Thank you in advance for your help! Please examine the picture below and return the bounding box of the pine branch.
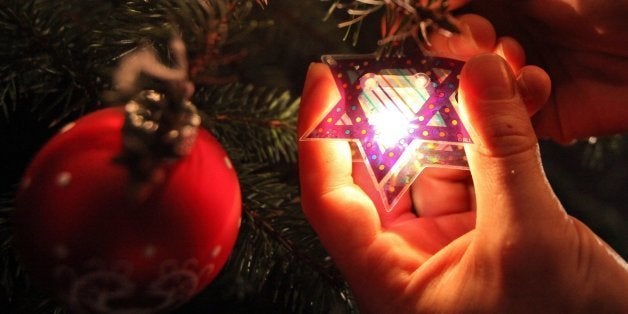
[0,0,266,127]
[220,164,357,313]
[174,163,357,313]
[196,83,299,164]
[324,0,458,57]
[0,1,97,125]
[0,78,17,122]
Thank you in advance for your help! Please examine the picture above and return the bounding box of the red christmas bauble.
[15,107,241,313]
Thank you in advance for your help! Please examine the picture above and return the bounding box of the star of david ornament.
[301,51,473,211]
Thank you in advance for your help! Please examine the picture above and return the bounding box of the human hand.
[446,0,628,143]
[298,51,627,314]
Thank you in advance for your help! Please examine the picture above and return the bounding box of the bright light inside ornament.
[369,109,412,151]
[304,53,473,211]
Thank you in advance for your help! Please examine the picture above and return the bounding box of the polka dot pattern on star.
[301,50,472,210]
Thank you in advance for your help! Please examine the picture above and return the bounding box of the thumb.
[459,54,563,236]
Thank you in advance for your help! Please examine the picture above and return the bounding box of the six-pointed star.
[302,52,473,211]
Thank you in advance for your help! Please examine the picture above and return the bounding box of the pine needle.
[196,83,299,164]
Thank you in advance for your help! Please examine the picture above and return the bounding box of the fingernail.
[495,41,506,59]
[465,54,515,100]
[448,22,479,56]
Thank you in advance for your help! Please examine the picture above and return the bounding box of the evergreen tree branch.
[0,0,266,126]
[223,164,357,313]
[0,1,97,125]
[197,83,299,164]
[324,0,458,57]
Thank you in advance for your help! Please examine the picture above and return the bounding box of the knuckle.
[475,112,538,158]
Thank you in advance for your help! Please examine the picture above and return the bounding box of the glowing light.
[302,52,472,211]
[369,109,413,152]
